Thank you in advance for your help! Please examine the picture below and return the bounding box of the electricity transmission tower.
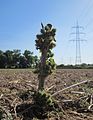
[70,21,86,65]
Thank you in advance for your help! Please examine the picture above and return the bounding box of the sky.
[0,0,93,65]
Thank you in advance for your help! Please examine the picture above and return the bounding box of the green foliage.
[45,57,56,74]
[23,50,34,68]
[16,90,61,119]
[0,49,39,68]
[57,63,93,69]
[35,23,56,51]
[34,90,55,109]
[35,23,56,90]
[0,51,7,68]
[32,90,57,118]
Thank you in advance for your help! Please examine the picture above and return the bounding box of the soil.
[0,69,93,120]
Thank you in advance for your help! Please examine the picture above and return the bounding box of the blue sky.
[0,0,93,64]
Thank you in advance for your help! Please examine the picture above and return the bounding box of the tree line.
[57,63,93,69]
[0,49,39,68]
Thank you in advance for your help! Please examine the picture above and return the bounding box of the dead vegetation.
[0,69,93,120]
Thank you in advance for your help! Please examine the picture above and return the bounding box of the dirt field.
[0,69,93,120]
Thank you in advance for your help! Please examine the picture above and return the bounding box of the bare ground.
[0,69,93,120]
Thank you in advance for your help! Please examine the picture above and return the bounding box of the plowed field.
[0,69,93,120]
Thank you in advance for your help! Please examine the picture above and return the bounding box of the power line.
[78,0,91,18]
[85,17,93,28]
[79,0,93,24]
[77,0,93,32]
[69,21,86,65]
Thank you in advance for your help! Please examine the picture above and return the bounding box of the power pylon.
[70,21,86,65]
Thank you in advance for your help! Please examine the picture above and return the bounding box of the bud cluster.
[35,23,56,76]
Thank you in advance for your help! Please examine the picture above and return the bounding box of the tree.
[35,23,56,90]
[0,49,39,68]
[5,50,14,68]
[23,50,34,68]
[19,56,28,68]
[0,50,7,68]
[33,55,39,68]
[12,49,21,68]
